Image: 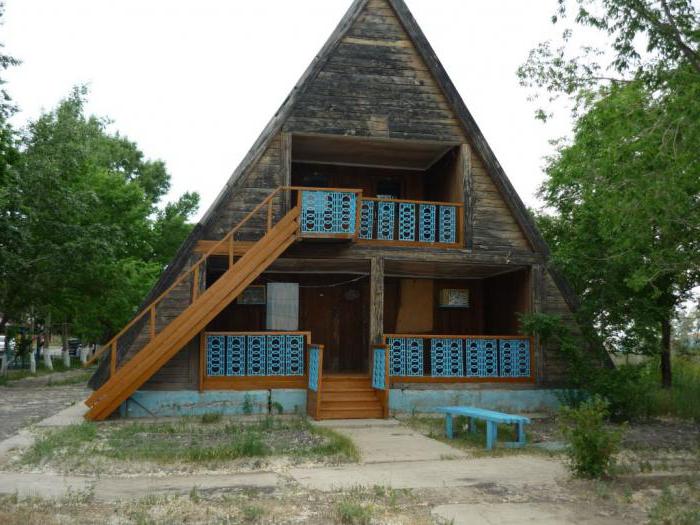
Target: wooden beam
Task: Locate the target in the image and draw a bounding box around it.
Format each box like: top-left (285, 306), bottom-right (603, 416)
top-left (195, 240), bottom-right (255, 257)
top-left (370, 257), bottom-right (385, 345)
top-left (281, 132), bottom-right (292, 215)
top-left (461, 144), bottom-right (474, 249)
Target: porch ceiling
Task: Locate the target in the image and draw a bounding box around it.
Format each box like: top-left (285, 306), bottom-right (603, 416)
top-left (292, 133), bottom-right (456, 171)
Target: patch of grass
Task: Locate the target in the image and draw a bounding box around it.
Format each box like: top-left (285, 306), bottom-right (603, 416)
top-left (335, 499), bottom-right (373, 525)
top-left (46, 371), bottom-right (92, 387)
top-left (651, 358), bottom-right (700, 421)
top-left (200, 413), bottom-right (222, 424)
top-left (22, 422), bottom-right (97, 465)
top-left (648, 483), bottom-right (700, 525)
top-left (21, 416), bottom-right (360, 468)
top-left (242, 504), bottom-right (265, 522)
top-left (305, 425), bottom-right (360, 463)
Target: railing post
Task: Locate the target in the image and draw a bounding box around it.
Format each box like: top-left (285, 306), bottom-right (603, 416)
top-left (267, 199), bottom-right (273, 232)
top-left (150, 306), bottom-right (156, 341)
top-left (228, 234), bottom-right (234, 269)
top-left (192, 263), bottom-right (200, 302)
top-left (110, 341), bottom-right (117, 377)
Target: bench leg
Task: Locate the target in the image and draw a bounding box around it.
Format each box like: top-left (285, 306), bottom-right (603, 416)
top-left (517, 421), bottom-right (526, 446)
top-left (486, 421), bottom-right (497, 450)
top-left (469, 417), bottom-right (477, 434)
top-left (445, 414), bottom-right (453, 439)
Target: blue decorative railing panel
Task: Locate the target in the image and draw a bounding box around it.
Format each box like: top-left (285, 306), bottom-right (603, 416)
top-left (439, 205), bottom-right (457, 244)
top-left (385, 335), bottom-right (533, 380)
top-left (308, 345), bottom-right (320, 392)
top-left (205, 333), bottom-right (306, 377)
top-left (300, 190), bottom-right (357, 235)
top-left (430, 338), bottom-right (464, 377)
top-left (377, 201), bottom-right (396, 240)
top-left (372, 347), bottom-right (386, 390)
top-left (499, 339), bottom-right (531, 378)
top-left (388, 337), bottom-right (424, 377)
top-left (419, 204), bottom-right (437, 243)
top-left (466, 338), bottom-right (498, 378)
top-left (361, 199), bottom-right (459, 246)
top-left (359, 200), bottom-right (375, 240)
top-left (399, 203), bottom-right (416, 241)
top-left (206, 335), bottom-right (226, 376)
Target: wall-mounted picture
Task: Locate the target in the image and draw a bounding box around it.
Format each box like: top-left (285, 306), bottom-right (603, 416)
top-left (237, 285), bottom-right (266, 305)
top-left (439, 288), bottom-right (470, 308)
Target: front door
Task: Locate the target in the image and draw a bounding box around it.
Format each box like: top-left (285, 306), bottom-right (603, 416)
top-left (298, 275), bottom-right (369, 374)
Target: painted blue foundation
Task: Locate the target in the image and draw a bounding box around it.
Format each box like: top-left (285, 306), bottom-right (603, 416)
top-left (122, 390), bottom-right (307, 418)
top-left (388, 389), bottom-right (563, 414)
top-left (119, 388), bottom-right (562, 418)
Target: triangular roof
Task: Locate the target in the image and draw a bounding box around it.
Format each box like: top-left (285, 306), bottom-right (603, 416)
top-left (148, 0), bottom-right (577, 310)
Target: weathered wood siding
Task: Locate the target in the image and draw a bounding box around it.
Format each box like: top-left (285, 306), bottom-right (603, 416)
top-left (204, 135), bottom-right (285, 240)
top-left (142, 336), bottom-right (199, 391)
top-left (540, 271), bottom-right (581, 385)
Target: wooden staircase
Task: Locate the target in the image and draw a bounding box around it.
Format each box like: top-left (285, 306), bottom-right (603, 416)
top-left (84, 203), bottom-right (300, 421)
top-left (319, 375), bottom-right (384, 419)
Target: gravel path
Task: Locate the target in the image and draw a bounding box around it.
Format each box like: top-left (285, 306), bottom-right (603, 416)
top-left (0, 383), bottom-right (90, 441)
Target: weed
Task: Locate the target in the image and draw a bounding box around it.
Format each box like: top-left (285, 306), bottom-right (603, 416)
top-left (559, 396), bottom-right (623, 479)
top-left (271, 401), bottom-right (284, 415)
top-left (242, 504), bottom-right (265, 522)
top-left (200, 413), bottom-right (222, 424)
top-left (189, 486), bottom-right (200, 503)
top-left (22, 422), bottom-right (97, 465)
top-left (242, 394), bottom-right (254, 415)
top-left (648, 485), bottom-right (700, 525)
top-left (335, 499), bottom-right (373, 525)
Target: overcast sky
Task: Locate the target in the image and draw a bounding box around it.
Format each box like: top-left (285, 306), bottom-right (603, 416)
top-left (4, 0), bottom-right (574, 220)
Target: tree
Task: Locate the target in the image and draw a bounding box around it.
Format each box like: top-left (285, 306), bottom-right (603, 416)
top-left (519, 0), bottom-right (700, 387)
top-left (2, 87), bottom-right (199, 345)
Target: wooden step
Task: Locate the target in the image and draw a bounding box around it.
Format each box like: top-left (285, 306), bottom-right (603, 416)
top-left (322, 391), bottom-right (381, 402)
top-left (320, 407), bottom-right (385, 419)
top-left (320, 398), bottom-right (382, 409)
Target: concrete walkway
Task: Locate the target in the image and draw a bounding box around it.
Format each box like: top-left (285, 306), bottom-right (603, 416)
top-left (315, 418), bottom-right (468, 463)
top-left (2, 408), bottom-right (627, 525)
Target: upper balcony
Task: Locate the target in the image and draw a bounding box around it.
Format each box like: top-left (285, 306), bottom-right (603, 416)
top-left (292, 133), bottom-right (466, 249)
top-left (297, 188), bottom-right (463, 248)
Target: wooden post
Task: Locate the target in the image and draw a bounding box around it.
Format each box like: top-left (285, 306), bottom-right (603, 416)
top-left (150, 307), bottom-right (156, 341)
top-left (369, 257), bottom-right (385, 347)
top-left (192, 264), bottom-right (200, 302)
top-left (228, 234), bottom-right (234, 269)
top-left (281, 133), bottom-right (292, 215)
top-left (267, 200), bottom-right (273, 232)
top-left (110, 341), bottom-right (117, 377)
top-left (461, 144), bottom-right (474, 250)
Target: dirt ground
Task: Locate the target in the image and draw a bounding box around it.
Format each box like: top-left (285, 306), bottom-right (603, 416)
top-left (0, 381), bottom-right (89, 441)
top-left (0, 387), bottom-right (698, 524)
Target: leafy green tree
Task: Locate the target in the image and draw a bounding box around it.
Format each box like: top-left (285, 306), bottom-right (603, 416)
top-left (2, 87), bottom-right (199, 342)
top-left (520, 0), bottom-right (699, 387)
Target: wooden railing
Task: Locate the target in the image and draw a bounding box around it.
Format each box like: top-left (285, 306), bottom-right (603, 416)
top-left (307, 344), bottom-right (324, 420)
top-left (359, 197), bottom-right (464, 247)
top-left (371, 343), bottom-right (390, 418)
top-left (85, 186), bottom-right (296, 375)
top-left (383, 334), bottom-right (534, 383)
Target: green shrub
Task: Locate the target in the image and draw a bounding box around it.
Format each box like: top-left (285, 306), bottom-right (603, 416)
top-left (335, 499), bottom-right (373, 525)
top-left (200, 413), bottom-right (222, 424)
top-left (559, 396), bottom-right (623, 479)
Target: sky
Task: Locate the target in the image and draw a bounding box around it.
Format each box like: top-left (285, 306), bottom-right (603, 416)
top-left (4, 0), bottom-right (574, 221)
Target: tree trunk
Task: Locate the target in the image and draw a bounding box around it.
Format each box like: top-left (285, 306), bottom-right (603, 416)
top-left (62, 322), bottom-right (70, 368)
top-left (661, 316), bottom-right (672, 389)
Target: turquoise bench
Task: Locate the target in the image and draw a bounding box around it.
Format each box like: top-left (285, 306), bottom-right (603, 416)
top-left (435, 406), bottom-right (530, 450)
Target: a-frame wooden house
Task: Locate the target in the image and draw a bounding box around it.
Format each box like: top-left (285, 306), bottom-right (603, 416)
top-left (86, 0), bottom-right (581, 420)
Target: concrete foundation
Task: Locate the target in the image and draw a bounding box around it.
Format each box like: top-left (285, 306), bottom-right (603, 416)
top-left (120, 388), bottom-right (562, 418)
top-left (123, 389), bottom-right (307, 418)
top-left (389, 388), bottom-right (563, 414)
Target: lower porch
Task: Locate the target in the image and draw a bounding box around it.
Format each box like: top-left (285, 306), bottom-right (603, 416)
top-left (139, 259), bottom-right (544, 420)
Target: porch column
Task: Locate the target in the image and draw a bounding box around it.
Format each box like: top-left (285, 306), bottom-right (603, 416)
top-left (370, 257), bottom-right (384, 345)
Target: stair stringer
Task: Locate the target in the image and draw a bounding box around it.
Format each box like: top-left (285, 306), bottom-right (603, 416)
top-left (85, 208), bottom-right (300, 420)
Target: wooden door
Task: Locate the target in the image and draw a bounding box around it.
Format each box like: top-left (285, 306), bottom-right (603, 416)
top-left (299, 276), bottom-right (369, 374)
